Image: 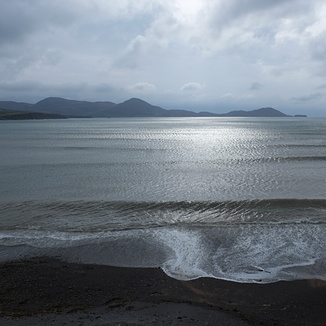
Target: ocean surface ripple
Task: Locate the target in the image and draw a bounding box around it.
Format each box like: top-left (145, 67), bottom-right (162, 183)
top-left (1, 117), bottom-right (326, 283)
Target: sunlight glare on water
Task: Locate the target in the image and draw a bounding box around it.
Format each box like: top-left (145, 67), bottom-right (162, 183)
top-left (1, 117), bottom-right (326, 282)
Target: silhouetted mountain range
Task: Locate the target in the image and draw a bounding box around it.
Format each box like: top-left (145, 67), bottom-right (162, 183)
top-left (0, 97), bottom-right (306, 119)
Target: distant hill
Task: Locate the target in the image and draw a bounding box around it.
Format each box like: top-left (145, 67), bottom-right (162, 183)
top-left (0, 101), bottom-right (33, 111)
top-left (110, 98), bottom-right (199, 117)
top-left (106, 98), bottom-right (167, 117)
top-left (223, 107), bottom-right (289, 117)
top-left (32, 97), bottom-right (116, 117)
top-left (0, 108), bottom-right (68, 120)
top-left (0, 97), bottom-right (305, 119)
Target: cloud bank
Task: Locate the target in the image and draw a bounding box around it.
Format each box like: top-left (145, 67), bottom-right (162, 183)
top-left (1, 0), bottom-right (326, 116)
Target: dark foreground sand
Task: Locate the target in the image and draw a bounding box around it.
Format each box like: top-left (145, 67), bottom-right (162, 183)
top-left (1, 257), bottom-right (326, 325)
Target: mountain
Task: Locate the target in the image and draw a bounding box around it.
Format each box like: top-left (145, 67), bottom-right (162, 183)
top-left (223, 107), bottom-right (289, 117)
top-left (109, 98), bottom-right (198, 117)
top-left (0, 97), bottom-right (303, 118)
top-left (0, 101), bottom-right (33, 111)
top-left (105, 98), bottom-right (166, 117)
top-left (32, 97), bottom-right (116, 117)
top-left (0, 97), bottom-right (200, 118)
top-left (0, 108), bottom-right (68, 120)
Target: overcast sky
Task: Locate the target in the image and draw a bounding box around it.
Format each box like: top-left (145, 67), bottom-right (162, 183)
top-left (1, 0), bottom-right (326, 116)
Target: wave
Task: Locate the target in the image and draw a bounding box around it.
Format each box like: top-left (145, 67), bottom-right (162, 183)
top-left (1, 223), bottom-right (326, 284)
top-left (1, 198), bottom-right (326, 229)
top-left (1, 199), bottom-right (326, 283)
top-left (233, 156), bottom-right (326, 164)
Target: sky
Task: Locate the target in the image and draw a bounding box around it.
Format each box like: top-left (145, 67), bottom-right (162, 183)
top-left (1, 0), bottom-right (326, 116)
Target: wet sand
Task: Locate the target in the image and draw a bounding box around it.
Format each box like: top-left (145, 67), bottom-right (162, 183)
top-left (0, 257), bottom-right (326, 325)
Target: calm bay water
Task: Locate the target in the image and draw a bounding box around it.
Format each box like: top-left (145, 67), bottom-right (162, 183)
top-left (1, 117), bottom-right (326, 283)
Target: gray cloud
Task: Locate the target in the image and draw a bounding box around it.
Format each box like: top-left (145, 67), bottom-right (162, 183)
top-left (113, 35), bottom-right (147, 69)
top-left (309, 32), bottom-right (326, 75)
top-left (180, 82), bottom-right (203, 92)
top-left (0, 80), bottom-right (44, 92)
top-left (0, 0), bottom-right (81, 46)
top-left (0, 3), bottom-right (34, 45)
top-left (249, 82), bottom-right (263, 90)
top-left (130, 82), bottom-right (156, 92)
top-left (291, 93), bottom-right (323, 102)
top-left (0, 0), bottom-right (325, 116)
top-left (0, 81), bottom-right (120, 102)
top-left (208, 0), bottom-right (312, 32)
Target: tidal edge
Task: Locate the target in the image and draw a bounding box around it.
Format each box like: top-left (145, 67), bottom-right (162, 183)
top-left (0, 257), bottom-right (325, 325)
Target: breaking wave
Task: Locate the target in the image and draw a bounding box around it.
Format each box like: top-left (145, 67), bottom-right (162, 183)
top-left (1, 199), bottom-right (326, 283)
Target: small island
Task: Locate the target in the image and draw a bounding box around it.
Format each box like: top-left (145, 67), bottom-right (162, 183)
top-left (0, 108), bottom-right (68, 120)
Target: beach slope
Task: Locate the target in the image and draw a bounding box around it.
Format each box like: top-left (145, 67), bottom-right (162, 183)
top-left (0, 257), bottom-right (325, 325)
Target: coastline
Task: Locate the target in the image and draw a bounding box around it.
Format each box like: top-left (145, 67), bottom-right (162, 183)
top-left (0, 257), bottom-right (325, 325)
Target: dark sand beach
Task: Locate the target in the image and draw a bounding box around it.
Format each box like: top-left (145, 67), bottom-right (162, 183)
top-left (0, 257), bottom-right (326, 325)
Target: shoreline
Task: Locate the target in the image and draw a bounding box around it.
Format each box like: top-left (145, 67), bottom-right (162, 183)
top-left (1, 257), bottom-right (326, 325)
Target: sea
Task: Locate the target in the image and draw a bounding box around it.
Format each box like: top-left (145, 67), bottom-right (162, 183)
top-left (1, 117), bottom-right (326, 283)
